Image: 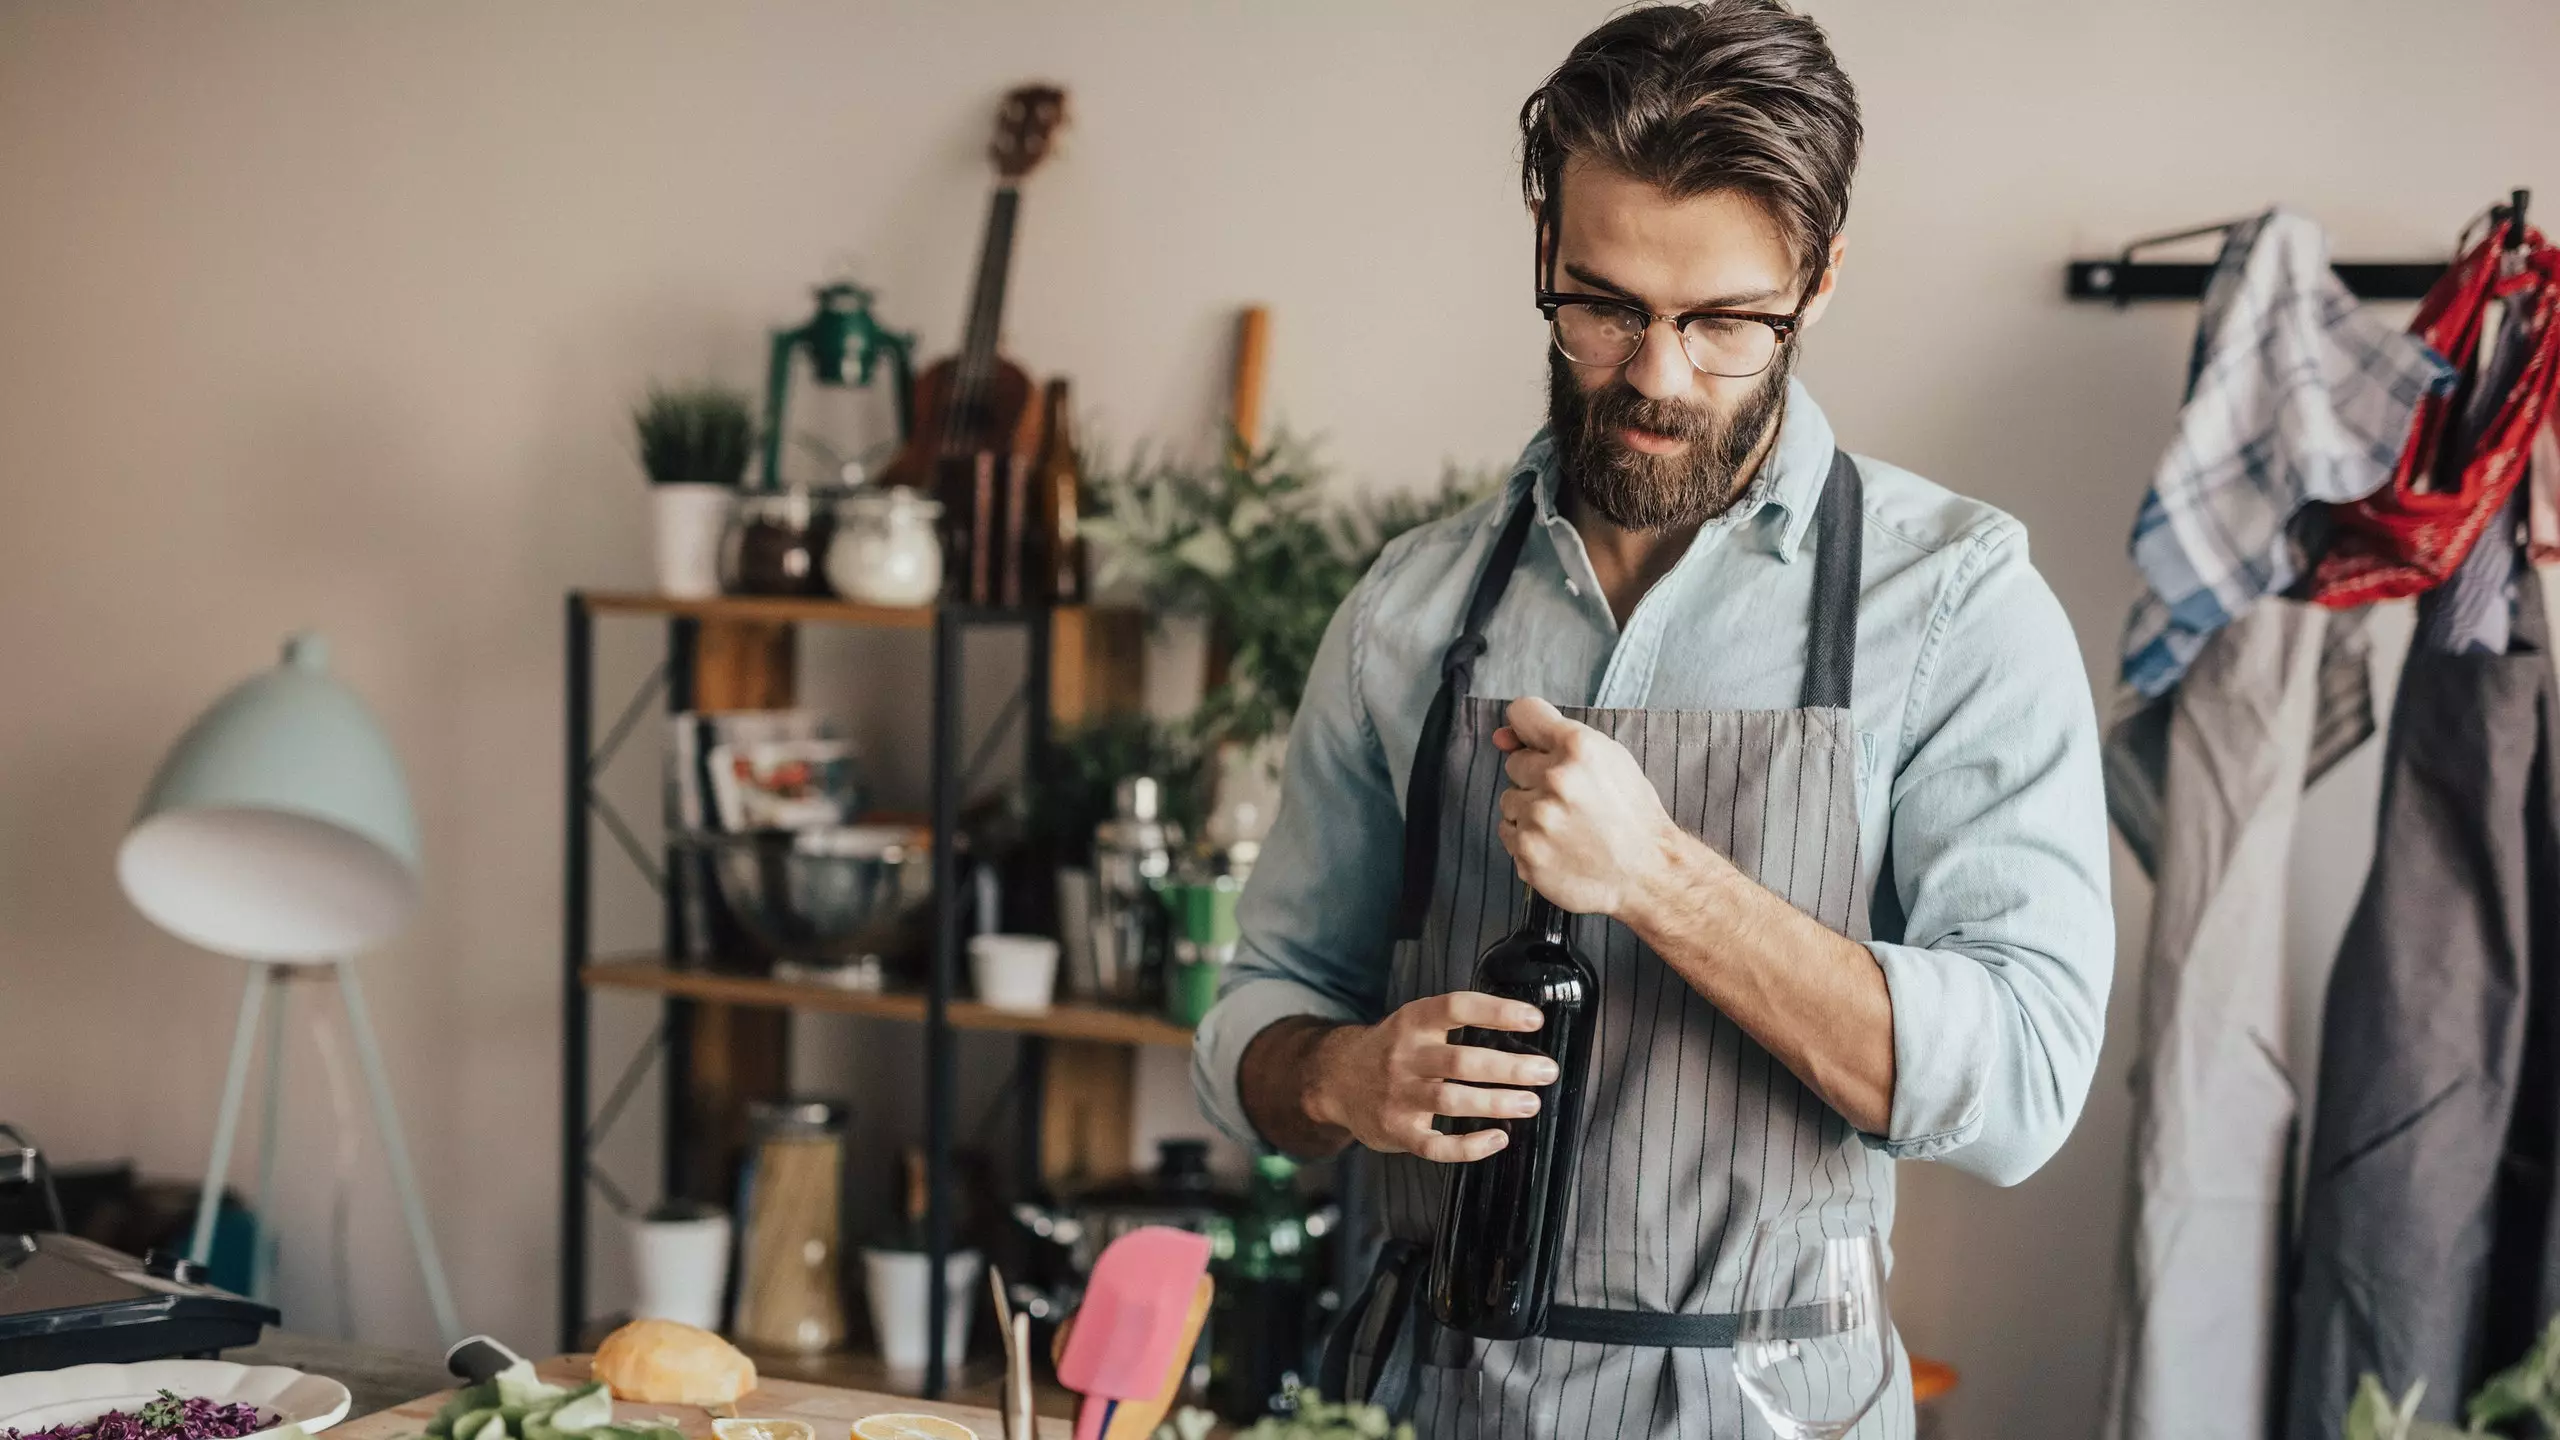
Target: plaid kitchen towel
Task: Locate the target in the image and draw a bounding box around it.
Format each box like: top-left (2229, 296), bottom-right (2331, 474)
top-left (2121, 210), bottom-right (2453, 696)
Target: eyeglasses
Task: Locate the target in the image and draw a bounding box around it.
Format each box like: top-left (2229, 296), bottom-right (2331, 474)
top-left (1537, 290), bottom-right (1810, 378)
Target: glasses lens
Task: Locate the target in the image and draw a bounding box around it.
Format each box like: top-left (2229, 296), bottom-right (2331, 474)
top-left (1680, 315), bottom-right (1781, 378)
top-left (1550, 301), bottom-right (1645, 368)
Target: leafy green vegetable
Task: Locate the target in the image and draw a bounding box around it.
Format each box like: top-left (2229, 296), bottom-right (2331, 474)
top-left (424, 1369), bottom-right (617, 1440)
top-left (543, 1386), bottom-right (611, 1436)
top-left (495, 1363), bottom-right (568, 1412)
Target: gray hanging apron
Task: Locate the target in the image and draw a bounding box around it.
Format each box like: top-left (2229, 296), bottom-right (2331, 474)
top-left (2283, 566), bottom-right (2560, 1440)
top-left (1325, 450), bottom-right (1913, 1439)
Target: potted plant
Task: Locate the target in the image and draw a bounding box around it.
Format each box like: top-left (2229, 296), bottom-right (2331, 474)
top-left (1082, 430), bottom-right (1492, 855)
top-left (634, 383), bottom-right (755, 599)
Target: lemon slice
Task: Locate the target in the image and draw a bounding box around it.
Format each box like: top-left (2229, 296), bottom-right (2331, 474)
top-left (849, 1416), bottom-right (977, 1440)
top-left (714, 1420), bottom-right (817, 1440)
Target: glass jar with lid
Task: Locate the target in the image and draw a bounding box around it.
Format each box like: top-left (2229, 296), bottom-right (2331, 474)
top-left (825, 487), bottom-right (944, 607)
top-left (732, 1098), bottom-right (851, 1353)
top-left (722, 487), bottom-right (836, 596)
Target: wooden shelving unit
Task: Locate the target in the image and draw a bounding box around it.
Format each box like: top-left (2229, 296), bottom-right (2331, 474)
top-left (561, 590), bottom-right (1154, 1400)
top-left (583, 957), bottom-right (1195, 1049)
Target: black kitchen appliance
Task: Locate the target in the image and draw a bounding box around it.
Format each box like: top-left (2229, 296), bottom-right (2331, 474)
top-left (0, 1232), bottom-right (278, 1375)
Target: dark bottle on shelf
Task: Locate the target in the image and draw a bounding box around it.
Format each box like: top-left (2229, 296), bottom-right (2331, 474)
top-left (1032, 377), bottom-right (1086, 603)
top-left (1427, 885), bottom-right (1598, 1341)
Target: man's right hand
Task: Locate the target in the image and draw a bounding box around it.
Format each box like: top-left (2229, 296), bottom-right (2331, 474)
top-left (1242, 993), bottom-right (1557, 1162)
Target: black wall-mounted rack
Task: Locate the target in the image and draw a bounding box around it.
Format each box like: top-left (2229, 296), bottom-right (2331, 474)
top-left (2064, 190), bottom-right (2529, 305)
top-left (2066, 258), bottom-right (2447, 304)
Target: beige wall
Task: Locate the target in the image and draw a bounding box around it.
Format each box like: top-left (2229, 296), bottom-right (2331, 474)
top-left (4, 2), bottom-right (2557, 1435)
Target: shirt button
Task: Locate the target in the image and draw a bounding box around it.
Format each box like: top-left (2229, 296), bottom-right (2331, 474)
top-left (1565, 579), bottom-right (1581, 596)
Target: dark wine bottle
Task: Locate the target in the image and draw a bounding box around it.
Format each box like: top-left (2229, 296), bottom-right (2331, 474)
top-left (1427, 885), bottom-right (1599, 1340)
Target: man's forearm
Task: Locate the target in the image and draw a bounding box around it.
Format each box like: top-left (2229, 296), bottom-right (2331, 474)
top-left (1624, 827), bottom-right (1897, 1133)
top-left (1238, 1015), bottom-right (1354, 1158)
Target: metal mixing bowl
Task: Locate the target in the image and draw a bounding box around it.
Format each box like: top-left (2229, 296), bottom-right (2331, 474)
top-left (683, 825), bottom-right (925, 971)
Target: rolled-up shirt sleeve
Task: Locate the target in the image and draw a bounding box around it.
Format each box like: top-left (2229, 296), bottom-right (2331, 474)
top-left (1191, 559), bottom-right (1407, 1152)
top-left (1862, 525), bottom-right (2114, 1187)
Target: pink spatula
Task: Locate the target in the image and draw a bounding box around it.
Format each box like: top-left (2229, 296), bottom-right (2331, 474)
top-left (1054, 1225), bottom-right (1214, 1440)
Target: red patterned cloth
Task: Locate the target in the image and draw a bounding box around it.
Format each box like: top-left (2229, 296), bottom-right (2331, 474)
top-left (2308, 225), bottom-right (2560, 607)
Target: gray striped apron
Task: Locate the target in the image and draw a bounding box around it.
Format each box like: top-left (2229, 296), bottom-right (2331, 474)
top-left (1343, 450), bottom-right (1911, 1439)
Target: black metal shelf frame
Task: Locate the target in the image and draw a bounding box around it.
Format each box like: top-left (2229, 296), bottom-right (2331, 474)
top-left (560, 593), bottom-right (1053, 1398)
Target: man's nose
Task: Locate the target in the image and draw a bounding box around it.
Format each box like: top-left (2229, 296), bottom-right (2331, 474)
top-left (1622, 318), bottom-right (1694, 402)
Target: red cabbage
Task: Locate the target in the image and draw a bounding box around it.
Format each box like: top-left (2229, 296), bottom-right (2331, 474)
top-left (4, 1390), bottom-right (274, 1440)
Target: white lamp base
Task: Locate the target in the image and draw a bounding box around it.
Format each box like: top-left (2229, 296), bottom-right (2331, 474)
top-left (189, 959), bottom-right (461, 1344)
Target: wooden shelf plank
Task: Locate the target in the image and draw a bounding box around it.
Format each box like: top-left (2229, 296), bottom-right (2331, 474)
top-left (583, 957), bottom-right (1196, 1049)
top-left (582, 591), bottom-right (940, 628)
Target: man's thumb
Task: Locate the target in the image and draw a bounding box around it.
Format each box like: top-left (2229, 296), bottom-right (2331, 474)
top-left (1505, 695), bottom-right (1574, 750)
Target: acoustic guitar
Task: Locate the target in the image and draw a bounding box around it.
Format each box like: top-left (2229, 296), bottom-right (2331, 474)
top-left (883, 83), bottom-right (1068, 605)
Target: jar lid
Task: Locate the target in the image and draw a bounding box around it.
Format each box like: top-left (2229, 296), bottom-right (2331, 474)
top-left (737, 487), bottom-right (819, 522)
top-left (749, 1097), bottom-right (849, 1134)
top-left (835, 485), bottom-right (943, 519)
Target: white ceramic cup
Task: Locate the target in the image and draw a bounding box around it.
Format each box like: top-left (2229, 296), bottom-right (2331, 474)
top-left (862, 1246), bottom-right (980, 1375)
top-left (653, 484), bottom-right (733, 599)
top-left (628, 1204), bottom-right (732, 1331)
top-left (969, 934), bottom-right (1061, 1012)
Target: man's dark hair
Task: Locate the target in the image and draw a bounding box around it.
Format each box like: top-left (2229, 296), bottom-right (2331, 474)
top-left (1521, 1), bottom-right (1862, 287)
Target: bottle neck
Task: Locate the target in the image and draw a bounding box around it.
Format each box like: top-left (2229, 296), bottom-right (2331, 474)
top-left (1523, 887), bottom-right (1568, 944)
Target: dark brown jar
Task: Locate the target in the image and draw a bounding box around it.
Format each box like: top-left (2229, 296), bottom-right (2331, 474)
top-left (723, 488), bottom-right (837, 596)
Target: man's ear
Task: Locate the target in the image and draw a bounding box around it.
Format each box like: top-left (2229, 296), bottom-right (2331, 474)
top-left (1531, 199), bottom-right (1554, 293)
top-left (1799, 231), bottom-right (1849, 328)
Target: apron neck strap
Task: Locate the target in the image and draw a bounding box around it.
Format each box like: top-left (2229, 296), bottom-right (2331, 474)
top-left (1801, 446), bottom-right (1865, 711)
top-left (1393, 490), bottom-right (1540, 939)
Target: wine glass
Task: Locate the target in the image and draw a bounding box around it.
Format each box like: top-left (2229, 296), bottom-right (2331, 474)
top-left (1732, 1215), bottom-right (1894, 1439)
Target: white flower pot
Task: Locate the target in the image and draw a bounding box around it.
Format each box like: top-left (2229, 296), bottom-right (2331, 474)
top-left (653, 484), bottom-right (734, 599)
top-left (862, 1246), bottom-right (980, 1376)
top-left (628, 1204), bottom-right (732, 1331)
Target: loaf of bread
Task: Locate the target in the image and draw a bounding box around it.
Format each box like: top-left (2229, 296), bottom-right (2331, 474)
top-left (591, 1318), bottom-right (758, 1405)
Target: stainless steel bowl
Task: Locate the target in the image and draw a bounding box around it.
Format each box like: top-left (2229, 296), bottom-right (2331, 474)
top-left (683, 825), bottom-right (925, 971)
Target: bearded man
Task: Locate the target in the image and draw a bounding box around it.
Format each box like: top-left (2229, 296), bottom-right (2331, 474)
top-left (1191, 5), bottom-right (2114, 1435)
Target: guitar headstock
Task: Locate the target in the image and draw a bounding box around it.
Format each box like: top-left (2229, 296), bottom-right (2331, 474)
top-left (989, 83), bottom-right (1069, 180)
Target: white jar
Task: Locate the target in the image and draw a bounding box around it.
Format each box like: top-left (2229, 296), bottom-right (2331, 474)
top-left (826, 487), bottom-right (944, 607)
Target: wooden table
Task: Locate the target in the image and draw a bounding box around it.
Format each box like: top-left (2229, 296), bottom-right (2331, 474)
top-left (327, 1354), bottom-right (1064, 1440)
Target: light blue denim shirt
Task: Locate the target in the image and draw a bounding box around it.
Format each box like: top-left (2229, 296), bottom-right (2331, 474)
top-left (1191, 380), bottom-right (2114, 1188)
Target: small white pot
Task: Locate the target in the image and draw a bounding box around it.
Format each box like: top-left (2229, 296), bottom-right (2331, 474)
top-left (653, 484), bottom-right (734, 599)
top-left (628, 1204), bottom-right (732, 1331)
top-left (969, 933), bottom-right (1061, 1012)
top-left (862, 1246), bottom-right (980, 1376)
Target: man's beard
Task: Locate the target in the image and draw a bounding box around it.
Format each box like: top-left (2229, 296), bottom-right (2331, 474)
top-left (1547, 345), bottom-right (1792, 533)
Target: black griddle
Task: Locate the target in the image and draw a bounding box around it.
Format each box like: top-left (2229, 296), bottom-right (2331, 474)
top-left (0, 1233), bottom-right (276, 1375)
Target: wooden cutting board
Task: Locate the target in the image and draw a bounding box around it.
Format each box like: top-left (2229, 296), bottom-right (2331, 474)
top-left (327, 1354), bottom-right (1065, 1440)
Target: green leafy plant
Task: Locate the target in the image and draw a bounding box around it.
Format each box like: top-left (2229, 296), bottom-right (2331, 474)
top-left (1084, 428), bottom-right (1495, 748)
top-left (632, 383), bottom-right (755, 488)
top-left (1023, 711), bottom-right (1209, 865)
top-left (2347, 1313), bottom-right (2560, 1438)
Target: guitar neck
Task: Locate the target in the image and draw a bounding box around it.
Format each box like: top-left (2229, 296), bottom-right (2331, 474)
top-left (953, 184), bottom-right (1021, 394)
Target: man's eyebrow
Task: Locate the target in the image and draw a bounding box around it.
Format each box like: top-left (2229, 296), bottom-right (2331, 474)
top-left (1558, 261), bottom-right (1786, 312)
top-left (1559, 262), bottom-right (1643, 301)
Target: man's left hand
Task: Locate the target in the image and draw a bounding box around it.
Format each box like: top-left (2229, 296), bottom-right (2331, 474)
top-left (1494, 696), bottom-right (1687, 919)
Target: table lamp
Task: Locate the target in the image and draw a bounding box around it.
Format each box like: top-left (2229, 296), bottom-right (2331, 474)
top-left (117, 631), bottom-right (461, 1343)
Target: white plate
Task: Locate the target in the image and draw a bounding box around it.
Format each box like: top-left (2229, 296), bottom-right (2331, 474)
top-left (0, 1360), bottom-right (352, 1440)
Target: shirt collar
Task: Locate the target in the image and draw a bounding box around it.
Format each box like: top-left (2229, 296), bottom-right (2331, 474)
top-left (1512, 377), bottom-right (1838, 563)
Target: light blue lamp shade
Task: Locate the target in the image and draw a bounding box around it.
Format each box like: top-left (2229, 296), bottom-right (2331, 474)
top-left (117, 632), bottom-right (422, 962)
